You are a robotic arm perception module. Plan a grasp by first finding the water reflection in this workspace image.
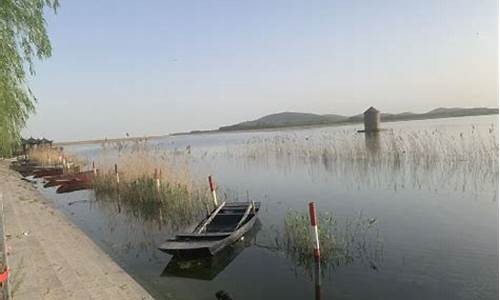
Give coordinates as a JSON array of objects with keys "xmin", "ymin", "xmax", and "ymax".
[
  {"xmin": 314, "ymin": 261, "xmax": 322, "ymax": 300},
  {"xmin": 162, "ymin": 221, "xmax": 261, "ymax": 280}
]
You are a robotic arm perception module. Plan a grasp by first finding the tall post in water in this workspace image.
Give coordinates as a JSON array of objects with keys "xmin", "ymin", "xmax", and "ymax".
[
  {"xmin": 92, "ymin": 161, "xmax": 97, "ymax": 176},
  {"xmin": 314, "ymin": 259, "xmax": 322, "ymax": 300},
  {"xmin": 308, "ymin": 202, "xmax": 323, "ymax": 299},
  {"xmin": 114, "ymin": 163, "xmax": 120, "ymax": 184},
  {"xmin": 154, "ymin": 168, "xmax": 161, "ymax": 193},
  {"xmin": 308, "ymin": 202, "xmax": 321, "ymax": 262},
  {"xmin": 208, "ymin": 175, "xmax": 218, "ymax": 206}
]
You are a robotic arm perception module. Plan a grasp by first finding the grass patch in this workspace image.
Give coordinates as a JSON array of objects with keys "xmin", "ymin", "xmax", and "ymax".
[{"xmin": 275, "ymin": 210, "xmax": 383, "ymax": 276}]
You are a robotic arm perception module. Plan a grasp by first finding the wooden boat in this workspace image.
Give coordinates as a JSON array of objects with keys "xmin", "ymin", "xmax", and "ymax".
[
  {"xmin": 9, "ymin": 160, "xmax": 38, "ymax": 176},
  {"xmin": 44, "ymin": 171, "xmax": 93, "ymax": 188},
  {"xmin": 33, "ymin": 168, "xmax": 63, "ymax": 178},
  {"xmin": 56, "ymin": 178, "xmax": 92, "ymax": 193},
  {"xmin": 161, "ymin": 220, "xmax": 261, "ymax": 280},
  {"xmin": 44, "ymin": 178, "xmax": 72, "ymax": 188},
  {"xmin": 159, "ymin": 201, "xmax": 260, "ymax": 256},
  {"xmin": 45, "ymin": 170, "xmax": 93, "ymax": 182}
]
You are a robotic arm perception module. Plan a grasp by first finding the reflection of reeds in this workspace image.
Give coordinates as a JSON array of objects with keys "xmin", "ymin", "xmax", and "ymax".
[{"xmin": 275, "ymin": 210, "xmax": 383, "ymax": 277}]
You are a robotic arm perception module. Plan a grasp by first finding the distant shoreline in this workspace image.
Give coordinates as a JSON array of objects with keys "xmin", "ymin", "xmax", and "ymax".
[
  {"xmin": 55, "ymin": 135, "xmax": 168, "ymax": 146},
  {"xmin": 216, "ymin": 107, "xmax": 499, "ymax": 133},
  {"xmin": 176, "ymin": 111, "xmax": 499, "ymax": 136},
  {"xmin": 55, "ymin": 111, "xmax": 498, "ymax": 146}
]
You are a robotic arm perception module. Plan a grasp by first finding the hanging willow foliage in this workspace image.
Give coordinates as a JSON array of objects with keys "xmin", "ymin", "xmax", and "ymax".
[{"xmin": 0, "ymin": 0, "xmax": 59, "ymax": 156}]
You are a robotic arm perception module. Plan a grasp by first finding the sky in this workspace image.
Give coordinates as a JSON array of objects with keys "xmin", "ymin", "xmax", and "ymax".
[{"xmin": 23, "ymin": 0, "xmax": 498, "ymax": 142}]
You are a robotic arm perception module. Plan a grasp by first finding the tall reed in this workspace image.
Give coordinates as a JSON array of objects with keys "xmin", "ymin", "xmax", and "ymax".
[
  {"xmin": 92, "ymin": 144, "xmax": 214, "ymax": 230},
  {"xmin": 27, "ymin": 146, "xmax": 81, "ymax": 170}
]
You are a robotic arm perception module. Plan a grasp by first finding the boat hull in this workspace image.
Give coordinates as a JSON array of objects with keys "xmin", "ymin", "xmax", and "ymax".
[
  {"xmin": 159, "ymin": 202, "xmax": 260, "ymax": 257},
  {"xmin": 56, "ymin": 179, "xmax": 92, "ymax": 193}
]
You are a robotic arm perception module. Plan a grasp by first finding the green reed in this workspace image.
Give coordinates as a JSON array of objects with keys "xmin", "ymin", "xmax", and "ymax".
[
  {"xmin": 92, "ymin": 171, "xmax": 213, "ymax": 231},
  {"xmin": 275, "ymin": 210, "xmax": 383, "ymax": 276}
]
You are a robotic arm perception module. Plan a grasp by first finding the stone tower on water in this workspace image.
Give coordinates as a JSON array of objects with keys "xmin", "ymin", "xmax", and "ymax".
[{"xmin": 363, "ymin": 106, "xmax": 380, "ymax": 132}]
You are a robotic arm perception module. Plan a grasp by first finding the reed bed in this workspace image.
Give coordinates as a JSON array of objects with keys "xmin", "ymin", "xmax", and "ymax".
[
  {"xmin": 215, "ymin": 125, "xmax": 498, "ymax": 194},
  {"xmin": 91, "ymin": 143, "xmax": 214, "ymax": 230},
  {"xmin": 275, "ymin": 210, "xmax": 383, "ymax": 276},
  {"xmin": 27, "ymin": 146, "xmax": 62, "ymax": 166},
  {"xmin": 239, "ymin": 125, "xmax": 498, "ymax": 166},
  {"xmin": 27, "ymin": 146, "xmax": 82, "ymax": 170}
]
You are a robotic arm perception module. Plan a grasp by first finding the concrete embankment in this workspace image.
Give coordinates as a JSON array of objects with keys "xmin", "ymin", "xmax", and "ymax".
[{"xmin": 0, "ymin": 160, "xmax": 155, "ymax": 300}]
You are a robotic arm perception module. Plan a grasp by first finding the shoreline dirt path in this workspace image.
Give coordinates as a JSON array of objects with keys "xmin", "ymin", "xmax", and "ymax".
[{"xmin": 0, "ymin": 161, "xmax": 155, "ymax": 300}]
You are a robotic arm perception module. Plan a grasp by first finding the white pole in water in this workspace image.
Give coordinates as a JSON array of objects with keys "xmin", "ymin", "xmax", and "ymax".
[
  {"xmin": 309, "ymin": 202, "xmax": 321, "ymax": 262},
  {"xmin": 114, "ymin": 163, "xmax": 120, "ymax": 184},
  {"xmin": 208, "ymin": 175, "xmax": 218, "ymax": 206},
  {"xmin": 92, "ymin": 161, "xmax": 97, "ymax": 176},
  {"xmin": 155, "ymin": 168, "xmax": 161, "ymax": 193}
]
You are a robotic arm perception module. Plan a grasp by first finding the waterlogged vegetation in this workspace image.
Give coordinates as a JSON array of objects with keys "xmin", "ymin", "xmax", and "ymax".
[
  {"xmin": 210, "ymin": 124, "xmax": 499, "ymax": 194},
  {"xmin": 239, "ymin": 125, "xmax": 498, "ymax": 166},
  {"xmin": 90, "ymin": 144, "xmax": 215, "ymax": 230},
  {"xmin": 275, "ymin": 210, "xmax": 383, "ymax": 277}
]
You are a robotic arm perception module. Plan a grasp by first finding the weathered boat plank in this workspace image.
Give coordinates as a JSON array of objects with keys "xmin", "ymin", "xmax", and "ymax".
[{"xmin": 158, "ymin": 201, "xmax": 261, "ymax": 256}]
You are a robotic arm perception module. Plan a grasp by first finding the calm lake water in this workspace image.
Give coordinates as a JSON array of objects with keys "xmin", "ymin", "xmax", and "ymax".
[{"xmin": 38, "ymin": 115, "xmax": 498, "ymax": 300}]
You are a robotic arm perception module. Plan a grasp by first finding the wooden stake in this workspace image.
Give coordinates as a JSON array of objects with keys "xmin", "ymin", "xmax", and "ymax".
[
  {"xmin": 114, "ymin": 163, "xmax": 120, "ymax": 184},
  {"xmin": 314, "ymin": 259, "xmax": 322, "ymax": 300},
  {"xmin": 309, "ymin": 202, "xmax": 321, "ymax": 262},
  {"xmin": 155, "ymin": 168, "xmax": 161, "ymax": 193},
  {"xmin": 208, "ymin": 175, "xmax": 218, "ymax": 206}
]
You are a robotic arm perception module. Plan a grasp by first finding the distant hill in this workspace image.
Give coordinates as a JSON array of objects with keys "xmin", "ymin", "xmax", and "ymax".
[
  {"xmin": 218, "ymin": 107, "xmax": 498, "ymax": 132},
  {"xmin": 219, "ymin": 112, "xmax": 347, "ymax": 131}
]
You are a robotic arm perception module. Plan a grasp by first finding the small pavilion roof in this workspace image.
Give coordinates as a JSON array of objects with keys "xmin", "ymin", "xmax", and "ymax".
[{"xmin": 364, "ymin": 106, "xmax": 380, "ymax": 114}]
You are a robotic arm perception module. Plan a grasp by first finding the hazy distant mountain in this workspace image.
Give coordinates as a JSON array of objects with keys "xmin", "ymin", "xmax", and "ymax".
[
  {"xmin": 219, "ymin": 112, "xmax": 348, "ymax": 131},
  {"xmin": 218, "ymin": 107, "xmax": 498, "ymax": 132}
]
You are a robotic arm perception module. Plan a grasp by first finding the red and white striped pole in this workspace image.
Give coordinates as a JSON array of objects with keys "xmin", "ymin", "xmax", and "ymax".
[
  {"xmin": 208, "ymin": 175, "xmax": 218, "ymax": 206},
  {"xmin": 309, "ymin": 202, "xmax": 321, "ymax": 262}
]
